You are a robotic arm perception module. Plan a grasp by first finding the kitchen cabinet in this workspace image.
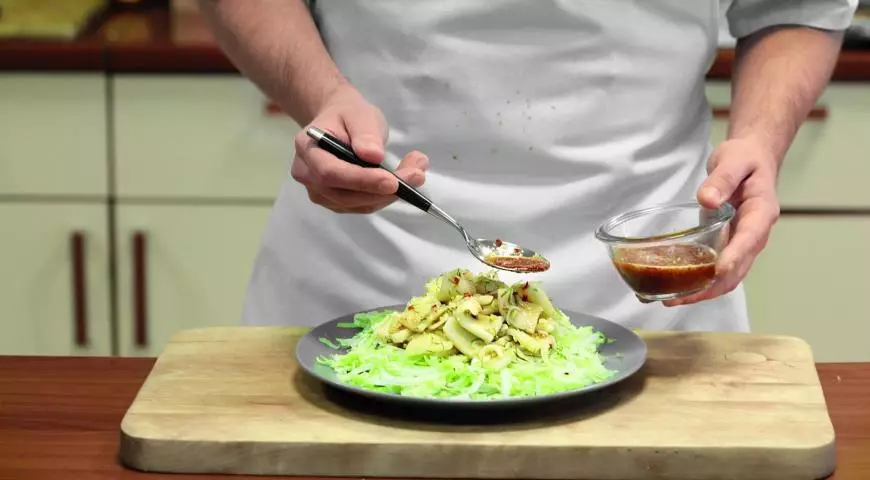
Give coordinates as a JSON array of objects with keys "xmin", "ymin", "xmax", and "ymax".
[
  {"xmin": 0, "ymin": 203, "xmax": 112, "ymax": 356},
  {"xmin": 0, "ymin": 73, "xmax": 289, "ymax": 357},
  {"xmin": 3, "ymin": 72, "xmax": 867, "ymax": 361},
  {"xmin": 0, "ymin": 74, "xmax": 107, "ymax": 196},
  {"xmin": 114, "ymin": 204, "xmax": 272, "ymax": 357},
  {"xmin": 113, "ymin": 75, "xmax": 298, "ymax": 200},
  {"xmin": 706, "ymin": 81, "xmax": 870, "ymax": 208},
  {"xmin": 111, "ymin": 74, "xmax": 294, "ymax": 356},
  {"xmin": 743, "ymin": 216, "xmax": 870, "ymax": 362},
  {"xmin": 707, "ymin": 80, "xmax": 870, "ymax": 361}
]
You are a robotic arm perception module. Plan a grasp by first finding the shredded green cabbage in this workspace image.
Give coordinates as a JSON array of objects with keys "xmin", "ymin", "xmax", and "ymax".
[{"xmin": 316, "ymin": 308, "xmax": 616, "ymax": 400}]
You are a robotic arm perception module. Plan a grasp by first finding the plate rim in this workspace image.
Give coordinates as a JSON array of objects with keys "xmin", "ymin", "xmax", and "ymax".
[{"xmin": 295, "ymin": 304, "xmax": 648, "ymax": 407}]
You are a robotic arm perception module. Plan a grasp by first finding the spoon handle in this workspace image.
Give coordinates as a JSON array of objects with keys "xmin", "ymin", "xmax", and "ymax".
[{"xmin": 305, "ymin": 127, "xmax": 433, "ymax": 212}]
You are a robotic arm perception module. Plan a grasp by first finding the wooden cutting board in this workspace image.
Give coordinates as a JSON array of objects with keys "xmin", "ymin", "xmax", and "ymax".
[{"xmin": 119, "ymin": 327, "xmax": 836, "ymax": 480}]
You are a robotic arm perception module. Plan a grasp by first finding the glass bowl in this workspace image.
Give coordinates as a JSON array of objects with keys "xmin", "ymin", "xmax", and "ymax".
[{"xmin": 594, "ymin": 201, "xmax": 735, "ymax": 301}]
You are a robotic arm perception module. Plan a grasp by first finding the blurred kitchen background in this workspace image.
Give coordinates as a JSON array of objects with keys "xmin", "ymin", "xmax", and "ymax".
[{"xmin": 1, "ymin": 0, "xmax": 868, "ymax": 361}]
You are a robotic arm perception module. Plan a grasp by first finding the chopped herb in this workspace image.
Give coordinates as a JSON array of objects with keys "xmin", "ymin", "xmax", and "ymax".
[{"xmin": 319, "ymin": 337, "xmax": 342, "ymax": 349}]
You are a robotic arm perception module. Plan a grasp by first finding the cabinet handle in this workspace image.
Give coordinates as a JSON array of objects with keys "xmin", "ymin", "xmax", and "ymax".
[
  {"xmin": 264, "ymin": 99, "xmax": 285, "ymax": 116},
  {"xmin": 132, "ymin": 231, "xmax": 149, "ymax": 348},
  {"xmin": 70, "ymin": 232, "xmax": 88, "ymax": 347},
  {"xmin": 712, "ymin": 106, "xmax": 829, "ymax": 120}
]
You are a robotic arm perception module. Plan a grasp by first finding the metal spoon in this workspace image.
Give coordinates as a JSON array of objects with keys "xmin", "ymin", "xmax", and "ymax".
[{"xmin": 305, "ymin": 126, "xmax": 550, "ymax": 273}]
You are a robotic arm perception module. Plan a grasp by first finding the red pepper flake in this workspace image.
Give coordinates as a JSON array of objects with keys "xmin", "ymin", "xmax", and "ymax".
[
  {"xmin": 522, "ymin": 294, "xmax": 529, "ymax": 302},
  {"xmin": 495, "ymin": 239, "xmax": 503, "ymax": 247},
  {"xmin": 451, "ymin": 276, "xmax": 459, "ymax": 285},
  {"xmin": 464, "ymin": 292, "xmax": 472, "ymax": 298},
  {"xmin": 407, "ymin": 305, "xmax": 415, "ymax": 311},
  {"xmin": 514, "ymin": 247, "xmax": 522, "ymax": 254},
  {"xmin": 523, "ymin": 281, "xmax": 529, "ymax": 289}
]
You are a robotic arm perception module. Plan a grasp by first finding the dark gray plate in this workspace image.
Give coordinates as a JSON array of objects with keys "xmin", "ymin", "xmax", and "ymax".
[{"xmin": 295, "ymin": 305, "xmax": 647, "ymax": 408}]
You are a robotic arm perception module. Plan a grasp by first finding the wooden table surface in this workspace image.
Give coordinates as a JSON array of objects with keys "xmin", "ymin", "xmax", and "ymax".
[{"xmin": 0, "ymin": 356, "xmax": 868, "ymax": 480}]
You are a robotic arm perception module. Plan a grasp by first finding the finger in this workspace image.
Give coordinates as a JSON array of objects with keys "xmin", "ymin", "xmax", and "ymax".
[
  {"xmin": 295, "ymin": 127, "xmax": 396, "ymax": 195},
  {"xmin": 289, "ymin": 151, "xmax": 312, "ymax": 184},
  {"xmin": 397, "ymin": 151, "xmax": 430, "ymax": 172},
  {"xmin": 305, "ymin": 147, "xmax": 397, "ymax": 194},
  {"xmin": 715, "ymin": 197, "xmax": 778, "ymax": 274},
  {"xmin": 311, "ymin": 164, "xmax": 425, "ymax": 207},
  {"xmin": 665, "ymin": 200, "xmax": 776, "ymax": 307},
  {"xmin": 307, "ymin": 189, "xmax": 350, "ymax": 213},
  {"xmin": 296, "ymin": 146, "xmax": 428, "ymax": 212},
  {"xmin": 313, "ymin": 185, "xmax": 396, "ymax": 209},
  {"xmin": 315, "ymin": 149, "xmax": 427, "ymax": 195},
  {"xmin": 664, "ymin": 246, "xmax": 757, "ymax": 308},
  {"xmin": 664, "ymin": 259, "xmax": 749, "ymax": 307},
  {"xmin": 697, "ymin": 156, "xmax": 755, "ymax": 209},
  {"xmin": 329, "ymin": 166, "xmax": 426, "ymax": 213},
  {"xmin": 394, "ymin": 166, "xmax": 426, "ymax": 188},
  {"xmin": 343, "ymin": 106, "xmax": 387, "ymax": 164},
  {"xmin": 664, "ymin": 279, "xmax": 726, "ymax": 306},
  {"xmin": 664, "ymin": 288, "xmax": 715, "ymax": 307},
  {"xmin": 308, "ymin": 187, "xmax": 394, "ymax": 214},
  {"xmin": 312, "ymin": 188, "xmax": 396, "ymax": 214}
]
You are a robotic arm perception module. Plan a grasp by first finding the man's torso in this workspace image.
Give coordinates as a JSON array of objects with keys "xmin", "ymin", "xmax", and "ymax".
[{"xmin": 242, "ymin": 0, "xmax": 749, "ymax": 331}]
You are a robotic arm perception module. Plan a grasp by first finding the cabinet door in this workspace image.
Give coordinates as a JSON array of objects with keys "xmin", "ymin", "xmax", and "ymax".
[
  {"xmin": 0, "ymin": 203, "xmax": 111, "ymax": 355},
  {"xmin": 0, "ymin": 74, "xmax": 107, "ymax": 196},
  {"xmin": 743, "ymin": 217, "xmax": 870, "ymax": 362},
  {"xmin": 115, "ymin": 204, "xmax": 272, "ymax": 356},
  {"xmin": 113, "ymin": 75, "xmax": 299, "ymax": 200},
  {"xmin": 706, "ymin": 82, "xmax": 870, "ymax": 208}
]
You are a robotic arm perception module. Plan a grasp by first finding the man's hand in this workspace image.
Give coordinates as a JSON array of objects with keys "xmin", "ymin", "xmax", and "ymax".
[
  {"xmin": 663, "ymin": 139, "xmax": 780, "ymax": 307},
  {"xmin": 659, "ymin": 23, "xmax": 847, "ymax": 307},
  {"xmin": 291, "ymin": 84, "xmax": 428, "ymax": 213}
]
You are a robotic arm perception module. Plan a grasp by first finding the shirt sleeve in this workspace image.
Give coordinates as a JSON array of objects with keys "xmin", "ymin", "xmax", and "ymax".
[{"xmin": 725, "ymin": 0, "xmax": 858, "ymax": 39}]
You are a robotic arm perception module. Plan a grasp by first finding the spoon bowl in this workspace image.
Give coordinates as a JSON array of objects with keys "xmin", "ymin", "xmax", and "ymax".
[
  {"xmin": 470, "ymin": 238, "xmax": 551, "ymax": 273},
  {"xmin": 306, "ymin": 126, "xmax": 550, "ymax": 274},
  {"xmin": 422, "ymin": 200, "xmax": 550, "ymax": 273}
]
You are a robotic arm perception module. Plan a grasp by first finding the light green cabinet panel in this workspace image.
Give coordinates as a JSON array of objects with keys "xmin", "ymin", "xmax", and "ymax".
[
  {"xmin": 744, "ymin": 217, "xmax": 870, "ymax": 362},
  {"xmin": 706, "ymin": 82, "xmax": 870, "ymax": 208},
  {"xmin": 0, "ymin": 74, "xmax": 107, "ymax": 196},
  {"xmin": 0, "ymin": 203, "xmax": 112, "ymax": 355},
  {"xmin": 113, "ymin": 75, "xmax": 299, "ymax": 199},
  {"xmin": 115, "ymin": 204, "xmax": 272, "ymax": 356}
]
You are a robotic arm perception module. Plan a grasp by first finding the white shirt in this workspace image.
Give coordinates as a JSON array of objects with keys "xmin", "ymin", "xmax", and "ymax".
[{"xmin": 241, "ymin": 0, "xmax": 857, "ymax": 330}]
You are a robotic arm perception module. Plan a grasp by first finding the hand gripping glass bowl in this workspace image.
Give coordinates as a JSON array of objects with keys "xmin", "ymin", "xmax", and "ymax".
[{"xmin": 594, "ymin": 201, "xmax": 736, "ymax": 302}]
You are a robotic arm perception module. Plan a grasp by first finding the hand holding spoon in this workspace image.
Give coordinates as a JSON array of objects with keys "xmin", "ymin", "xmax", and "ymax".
[{"xmin": 305, "ymin": 126, "xmax": 550, "ymax": 273}]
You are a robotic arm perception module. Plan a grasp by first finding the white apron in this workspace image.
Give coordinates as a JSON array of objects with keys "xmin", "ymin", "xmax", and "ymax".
[{"xmin": 244, "ymin": 0, "xmax": 780, "ymax": 331}]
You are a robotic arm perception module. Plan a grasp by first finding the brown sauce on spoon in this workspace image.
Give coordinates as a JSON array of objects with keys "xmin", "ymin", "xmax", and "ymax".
[
  {"xmin": 486, "ymin": 254, "xmax": 551, "ymax": 273},
  {"xmin": 486, "ymin": 239, "xmax": 550, "ymax": 272}
]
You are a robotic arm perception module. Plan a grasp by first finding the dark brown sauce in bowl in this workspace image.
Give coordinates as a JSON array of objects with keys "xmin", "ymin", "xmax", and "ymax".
[
  {"xmin": 486, "ymin": 254, "xmax": 551, "ymax": 273},
  {"xmin": 612, "ymin": 243, "xmax": 717, "ymax": 297}
]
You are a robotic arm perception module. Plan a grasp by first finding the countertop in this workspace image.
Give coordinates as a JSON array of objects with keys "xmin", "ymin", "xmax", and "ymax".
[
  {"xmin": 1, "ymin": 7, "xmax": 870, "ymax": 80},
  {"xmin": 0, "ymin": 356, "xmax": 868, "ymax": 480}
]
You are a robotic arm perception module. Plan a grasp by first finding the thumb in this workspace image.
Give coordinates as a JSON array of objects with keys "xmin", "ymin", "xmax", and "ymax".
[
  {"xmin": 698, "ymin": 156, "xmax": 754, "ymax": 208},
  {"xmin": 344, "ymin": 105, "xmax": 387, "ymax": 164}
]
